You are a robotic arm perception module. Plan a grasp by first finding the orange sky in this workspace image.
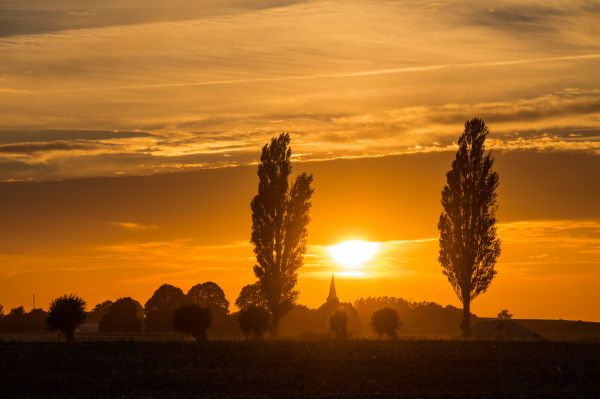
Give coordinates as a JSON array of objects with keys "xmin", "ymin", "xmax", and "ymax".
[{"xmin": 0, "ymin": 0, "xmax": 599, "ymax": 320}]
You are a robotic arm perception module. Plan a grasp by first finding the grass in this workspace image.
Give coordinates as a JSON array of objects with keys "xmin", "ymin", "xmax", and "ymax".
[{"xmin": 0, "ymin": 340, "xmax": 598, "ymax": 398}]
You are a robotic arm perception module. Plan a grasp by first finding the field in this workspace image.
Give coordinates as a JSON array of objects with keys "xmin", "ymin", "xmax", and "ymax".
[{"xmin": 1, "ymin": 340, "xmax": 599, "ymax": 398}]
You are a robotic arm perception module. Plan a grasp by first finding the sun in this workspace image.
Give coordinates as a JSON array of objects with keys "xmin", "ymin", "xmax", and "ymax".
[{"xmin": 328, "ymin": 240, "xmax": 380, "ymax": 269}]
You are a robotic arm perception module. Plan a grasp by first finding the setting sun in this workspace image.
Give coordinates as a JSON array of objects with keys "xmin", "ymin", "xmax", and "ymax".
[{"xmin": 328, "ymin": 240, "xmax": 380, "ymax": 268}]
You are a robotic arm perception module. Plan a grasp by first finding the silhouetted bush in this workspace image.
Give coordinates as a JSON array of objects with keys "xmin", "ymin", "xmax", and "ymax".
[
  {"xmin": 238, "ymin": 305, "xmax": 270, "ymax": 340},
  {"xmin": 172, "ymin": 304, "xmax": 212, "ymax": 342},
  {"xmin": 144, "ymin": 284, "xmax": 187, "ymax": 332},
  {"xmin": 47, "ymin": 294, "xmax": 87, "ymax": 342},
  {"xmin": 371, "ymin": 307, "xmax": 400, "ymax": 339},
  {"xmin": 329, "ymin": 311, "xmax": 348, "ymax": 339},
  {"xmin": 99, "ymin": 297, "xmax": 144, "ymax": 332},
  {"xmin": 188, "ymin": 282, "xmax": 230, "ymax": 316},
  {"xmin": 497, "ymin": 309, "xmax": 513, "ymax": 320}
]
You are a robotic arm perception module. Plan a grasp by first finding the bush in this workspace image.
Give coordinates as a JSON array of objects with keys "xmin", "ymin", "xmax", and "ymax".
[
  {"xmin": 371, "ymin": 307, "xmax": 400, "ymax": 339},
  {"xmin": 172, "ymin": 304, "xmax": 212, "ymax": 341},
  {"xmin": 329, "ymin": 311, "xmax": 348, "ymax": 340},
  {"xmin": 497, "ymin": 309, "xmax": 513, "ymax": 320},
  {"xmin": 47, "ymin": 294, "xmax": 87, "ymax": 342},
  {"xmin": 238, "ymin": 306, "xmax": 270, "ymax": 340}
]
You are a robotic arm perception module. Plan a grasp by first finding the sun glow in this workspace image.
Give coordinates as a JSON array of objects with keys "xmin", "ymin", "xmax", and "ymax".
[{"xmin": 328, "ymin": 240, "xmax": 380, "ymax": 269}]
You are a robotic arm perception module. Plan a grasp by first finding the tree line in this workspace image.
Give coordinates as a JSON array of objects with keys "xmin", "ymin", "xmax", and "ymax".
[{"xmin": 1, "ymin": 118, "xmax": 501, "ymax": 341}]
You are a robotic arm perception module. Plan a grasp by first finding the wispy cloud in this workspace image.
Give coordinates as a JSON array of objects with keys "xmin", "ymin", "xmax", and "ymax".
[{"xmin": 110, "ymin": 222, "xmax": 158, "ymax": 231}]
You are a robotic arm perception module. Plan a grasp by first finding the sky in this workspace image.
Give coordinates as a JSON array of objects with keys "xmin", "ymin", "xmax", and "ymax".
[{"xmin": 0, "ymin": 0, "xmax": 599, "ymax": 320}]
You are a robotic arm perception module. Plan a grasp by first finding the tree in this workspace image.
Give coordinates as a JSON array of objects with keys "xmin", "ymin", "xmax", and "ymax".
[
  {"xmin": 497, "ymin": 309, "xmax": 513, "ymax": 320},
  {"xmin": 144, "ymin": 284, "xmax": 187, "ymax": 332},
  {"xmin": 438, "ymin": 118, "xmax": 501, "ymax": 339},
  {"xmin": 235, "ymin": 282, "xmax": 268, "ymax": 311},
  {"xmin": 0, "ymin": 304, "xmax": 3, "ymax": 317},
  {"xmin": 238, "ymin": 305, "xmax": 270, "ymax": 340},
  {"xmin": 371, "ymin": 307, "xmax": 400, "ymax": 339},
  {"xmin": 172, "ymin": 304, "xmax": 212, "ymax": 342},
  {"xmin": 87, "ymin": 300, "xmax": 113, "ymax": 323},
  {"xmin": 99, "ymin": 297, "xmax": 144, "ymax": 332},
  {"xmin": 329, "ymin": 311, "xmax": 348, "ymax": 340},
  {"xmin": 47, "ymin": 294, "xmax": 87, "ymax": 342},
  {"xmin": 250, "ymin": 133, "xmax": 314, "ymax": 337},
  {"xmin": 187, "ymin": 282, "xmax": 230, "ymax": 316}
]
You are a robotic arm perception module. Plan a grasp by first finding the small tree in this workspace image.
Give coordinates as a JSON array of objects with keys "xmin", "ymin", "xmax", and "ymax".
[
  {"xmin": 371, "ymin": 307, "xmax": 400, "ymax": 339},
  {"xmin": 187, "ymin": 282, "xmax": 230, "ymax": 316},
  {"xmin": 47, "ymin": 294, "xmax": 87, "ymax": 343},
  {"xmin": 172, "ymin": 304, "xmax": 212, "ymax": 342},
  {"xmin": 99, "ymin": 297, "xmax": 144, "ymax": 332},
  {"xmin": 497, "ymin": 309, "xmax": 513, "ymax": 320},
  {"xmin": 250, "ymin": 133, "xmax": 314, "ymax": 338},
  {"xmin": 144, "ymin": 284, "xmax": 187, "ymax": 331},
  {"xmin": 438, "ymin": 118, "xmax": 501, "ymax": 339},
  {"xmin": 329, "ymin": 311, "xmax": 348, "ymax": 340},
  {"xmin": 235, "ymin": 282, "xmax": 268, "ymax": 311},
  {"xmin": 238, "ymin": 305, "xmax": 270, "ymax": 340}
]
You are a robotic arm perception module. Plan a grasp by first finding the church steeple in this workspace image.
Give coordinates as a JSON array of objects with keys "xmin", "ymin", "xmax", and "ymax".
[{"xmin": 327, "ymin": 274, "xmax": 339, "ymax": 304}]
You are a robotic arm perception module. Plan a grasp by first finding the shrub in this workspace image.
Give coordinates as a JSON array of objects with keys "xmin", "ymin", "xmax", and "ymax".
[
  {"xmin": 371, "ymin": 307, "xmax": 400, "ymax": 339},
  {"xmin": 329, "ymin": 310, "xmax": 348, "ymax": 340},
  {"xmin": 238, "ymin": 305, "xmax": 270, "ymax": 340},
  {"xmin": 497, "ymin": 309, "xmax": 513, "ymax": 320},
  {"xmin": 172, "ymin": 304, "xmax": 212, "ymax": 342}
]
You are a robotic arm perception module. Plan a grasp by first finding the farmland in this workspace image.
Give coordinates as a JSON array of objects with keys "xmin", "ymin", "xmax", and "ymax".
[{"xmin": 1, "ymin": 340, "xmax": 598, "ymax": 398}]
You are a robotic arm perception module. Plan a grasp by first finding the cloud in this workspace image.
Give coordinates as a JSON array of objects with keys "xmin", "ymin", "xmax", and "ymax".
[
  {"xmin": 0, "ymin": 0, "xmax": 599, "ymax": 180},
  {"xmin": 110, "ymin": 222, "xmax": 158, "ymax": 231},
  {"xmin": 0, "ymin": 0, "xmax": 306, "ymax": 37}
]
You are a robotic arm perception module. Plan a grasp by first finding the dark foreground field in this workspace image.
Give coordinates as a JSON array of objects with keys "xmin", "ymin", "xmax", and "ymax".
[{"xmin": 1, "ymin": 341, "xmax": 599, "ymax": 398}]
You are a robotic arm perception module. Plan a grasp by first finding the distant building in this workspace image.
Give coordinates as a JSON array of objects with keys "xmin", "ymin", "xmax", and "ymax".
[{"xmin": 327, "ymin": 274, "xmax": 339, "ymax": 305}]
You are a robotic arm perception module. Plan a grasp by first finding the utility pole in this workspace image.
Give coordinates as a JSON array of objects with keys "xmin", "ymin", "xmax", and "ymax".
[{"xmin": 32, "ymin": 293, "xmax": 36, "ymax": 310}]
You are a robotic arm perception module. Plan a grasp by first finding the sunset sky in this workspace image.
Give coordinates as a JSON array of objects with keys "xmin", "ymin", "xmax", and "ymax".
[{"xmin": 0, "ymin": 0, "xmax": 599, "ymax": 321}]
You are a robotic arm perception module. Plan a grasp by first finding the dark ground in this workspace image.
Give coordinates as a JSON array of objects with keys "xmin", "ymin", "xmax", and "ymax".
[{"xmin": 0, "ymin": 340, "xmax": 599, "ymax": 398}]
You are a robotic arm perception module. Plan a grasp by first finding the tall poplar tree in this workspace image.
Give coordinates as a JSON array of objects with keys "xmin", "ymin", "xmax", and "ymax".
[
  {"xmin": 438, "ymin": 118, "xmax": 501, "ymax": 338},
  {"xmin": 251, "ymin": 133, "xmax": 314, "ymax": 337}
]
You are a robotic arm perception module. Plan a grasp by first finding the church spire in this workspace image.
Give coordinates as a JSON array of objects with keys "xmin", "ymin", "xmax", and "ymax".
[{"xmin": 327, "ymin": 274, "xmax": 339, "ymax": 304}]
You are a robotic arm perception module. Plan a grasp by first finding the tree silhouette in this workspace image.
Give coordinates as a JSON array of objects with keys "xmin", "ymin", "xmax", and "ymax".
[
  {"xmin": 172, "ymin": 304, "xmax": 212, "ymax": 342},
  {"xmin": 497, "ymin": 309, "xmax": 513, "ymax": 320},
  {"xmin": 329, "ymin": 310, "xmax": 348, "ymax": 340},
  {"xmin": 250, "ymin": 133, "xmax": 314, "ymax": 338},
  {"xmin": 87, "ymin": 300, "xmax": 113, "ymax": 323},
  {"xmin": 235, "ymin": 282, "xmax": 268, "ymax": 311},
  {"xmin": 99, "ymin": 297, "xmax": 144, "ymax": 332},
  {"xmin": 47, "ymin": 294, "xmax": 87, "ymax": 343},
  {"xmin": 371, "ymin": 307, "xmax": 400, "ymax": 339},
  {"xmin": 187, "ymin": 282, "xmax": 230, "ymax": 316},
  {"xmin": 438, "ymin": 118, "xmax": 501, "ymax": 339},
  {"xmin": 144, "ymin": 284, "xmax": 187, "ymax": 332},
  {"xmin": 238, "ymin": 305, "xmax": 270, "ymax": 340}
]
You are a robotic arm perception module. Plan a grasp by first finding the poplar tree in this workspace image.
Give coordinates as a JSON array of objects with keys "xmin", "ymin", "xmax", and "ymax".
[
  {"xmin": 251, "ymin": 133, "xmax": 314, "ymax": 338},
  {"xmin": 438, "ymin": 118, "xmax": 501, "ymax": 338}
]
